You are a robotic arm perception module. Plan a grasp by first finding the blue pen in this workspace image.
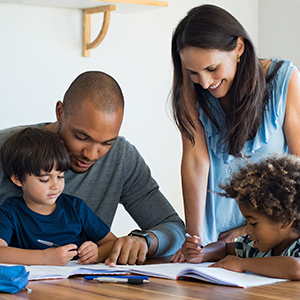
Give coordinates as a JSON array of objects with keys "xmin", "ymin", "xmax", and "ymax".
[{"xmin": 84, "ymin": 275, "xmax": 150, "ymax": 284}]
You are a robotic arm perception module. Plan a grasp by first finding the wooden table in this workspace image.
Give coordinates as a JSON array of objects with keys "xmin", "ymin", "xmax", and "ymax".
[{"xmin": 1, "ymin": 258, "xmax": 300, "ymax": 300}]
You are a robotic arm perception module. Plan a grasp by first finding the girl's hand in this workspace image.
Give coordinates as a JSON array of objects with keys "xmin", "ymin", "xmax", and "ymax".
[
  {"xmin": 43, "ymin": 244, "xmax": 78, "ymax": 266},
  {"xmin": 210, "ymin": 255, "xmax": 244, "ymax": 272},
  {"xmin": 77, "ymin": 241, "xmax": 99, "ymax": 264}
]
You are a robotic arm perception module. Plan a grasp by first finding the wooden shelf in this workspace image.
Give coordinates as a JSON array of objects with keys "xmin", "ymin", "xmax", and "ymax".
[{"xmin": 1, "ymin": 0, "xmax": 168, "ymax": 56}]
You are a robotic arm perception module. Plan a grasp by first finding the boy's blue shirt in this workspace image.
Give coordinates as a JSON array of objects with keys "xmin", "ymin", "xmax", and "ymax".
[{"xmin": 0, "ymin": 193, "xmax": 110, "ymax": 249}]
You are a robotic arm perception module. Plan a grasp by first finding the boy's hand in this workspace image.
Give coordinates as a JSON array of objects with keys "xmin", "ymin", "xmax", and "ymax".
[
  {"xmin": 210, "ymin": 255, "xmax": 244, "ymax": 272},
  {"xmin": 77, "ymin": 241, "xmax": 99, "ymax": 264},
  {"xmin": 43, "ymin": 244, "xmax": 78, "ymax": 266}
]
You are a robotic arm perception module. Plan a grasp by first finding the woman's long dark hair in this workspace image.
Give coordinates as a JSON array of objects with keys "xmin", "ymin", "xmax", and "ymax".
[{"xmin": 171, "ymin": 4, "xmax": 280, "ymax": 157}]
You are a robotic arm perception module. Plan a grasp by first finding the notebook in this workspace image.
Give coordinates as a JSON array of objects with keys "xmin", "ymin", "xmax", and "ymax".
[
  {"xmin": 128, "ymin": 262, "xmax": 288, "ymax": 288},
  {"xmin": 24, "ymin": 261, "xmax": 129, "ymax": 280},
  {"xmin": 3, "ymin": 261, "xmax": 288, "ymax": 288}
]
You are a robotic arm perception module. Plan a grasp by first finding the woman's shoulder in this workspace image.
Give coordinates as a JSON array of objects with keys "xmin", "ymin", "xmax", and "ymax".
[
  {"xmin": 260, "ymin": 59, "xmax": 272, "ymax": 77},
  {"xmin": 260, "ymin": 59, "xmax": 294, "ymax": 78}
]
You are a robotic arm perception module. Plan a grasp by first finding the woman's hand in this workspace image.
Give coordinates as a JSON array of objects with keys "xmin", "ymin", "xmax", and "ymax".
[{"xmin": 171, "ymin": 235, "xmax": 204, "ymax": 263}]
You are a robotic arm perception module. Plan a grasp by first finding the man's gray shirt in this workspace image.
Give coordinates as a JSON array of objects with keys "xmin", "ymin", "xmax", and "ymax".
[{"xmin": 0, "ymin": 124, "xmax": 185, "ymax": 257}]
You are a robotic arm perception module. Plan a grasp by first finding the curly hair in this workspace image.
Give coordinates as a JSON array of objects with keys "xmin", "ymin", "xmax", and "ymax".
[{"xmin": 219, "ymin": 154, "xmax": 300, "ymax": 232}]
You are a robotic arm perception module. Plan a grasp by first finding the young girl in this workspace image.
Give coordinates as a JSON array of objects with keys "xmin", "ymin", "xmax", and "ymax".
[
  {"xmin": 170, "ymin": 4, "xmax": 300, "ymax": 263},
  {"xmin": 0, "ymin": 127, "xmax": 116, "ymax": 266},
  {"xmin": 183, "ymin": 154, "xmax": 300, "ymax": 279}
]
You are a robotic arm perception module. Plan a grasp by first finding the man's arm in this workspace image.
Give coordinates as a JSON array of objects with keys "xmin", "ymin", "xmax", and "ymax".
[{"xmin": 106, "ymin": 139, "xmax": 185, "ymax": 265}]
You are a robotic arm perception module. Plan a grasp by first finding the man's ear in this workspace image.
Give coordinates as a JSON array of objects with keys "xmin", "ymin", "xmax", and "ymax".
[
  {"xmin": 55, "ymin": 100, "xmax": 64, "ymax": 124},
  {"xmin": 10, "ymin": 175, "xmax": 22, "ymax": 187}
]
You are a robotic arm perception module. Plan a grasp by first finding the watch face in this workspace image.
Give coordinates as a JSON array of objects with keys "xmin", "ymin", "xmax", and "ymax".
[{"xmin": 131, "ymin": 230, "xmax": 149, "ymax": 237}]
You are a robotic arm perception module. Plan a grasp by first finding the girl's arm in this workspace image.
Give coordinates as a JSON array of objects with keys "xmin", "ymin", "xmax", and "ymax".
[
  {"xmin": 284, "ymin": 68, "xmax": 300, "ymax": 155},
  {"xmin": 0, "ymin": 238, "xmax": 78, "ymax": 265},
  {"xmin": 212, "ymin": 255, "xmax": 300, "ymax": 280}
]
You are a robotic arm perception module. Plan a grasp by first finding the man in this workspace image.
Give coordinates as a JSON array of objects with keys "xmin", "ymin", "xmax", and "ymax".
[{"xmin": 0, "ymin": 71, "xmax": 185, "ymax": 265}]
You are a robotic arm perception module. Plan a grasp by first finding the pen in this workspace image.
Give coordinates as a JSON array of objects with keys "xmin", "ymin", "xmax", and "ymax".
[
  {"xmin": 37, "ymin": 239, "xmax": 61, "ymax": 247},
  {"xmin": 84, "ymin": 275, "xmax": 150, "ymax": 284},
  {"xmin": 185, "ymin": 233, "xmax": 204, "ymax": 249}
]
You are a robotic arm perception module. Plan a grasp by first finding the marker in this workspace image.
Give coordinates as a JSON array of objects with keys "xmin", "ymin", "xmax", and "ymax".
[
  {"xmin": 84, "ymin": 275, "xmax": 150, "ymax": 284},
  {"xmin": 37, "ymin": 239, "xmax": 61, "ymax": 247},
  {"xmin": 185, "ymin": 233, "xmax": 204, "ymax": 249}
]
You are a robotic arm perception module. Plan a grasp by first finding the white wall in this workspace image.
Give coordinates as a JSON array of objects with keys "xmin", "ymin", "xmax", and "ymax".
[
  {"xmin": 258, "ymin": 0, "xmax": 300, "ymax": 69},
  {"xmin": 0, "ymin": 0, "xmax": 258, "ymax": 236}
]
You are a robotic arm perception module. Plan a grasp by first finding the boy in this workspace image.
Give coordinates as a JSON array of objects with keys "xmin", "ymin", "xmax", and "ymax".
[{"xmin": 0, "ymin": 127, "xmax": 116, "ymax": 266}]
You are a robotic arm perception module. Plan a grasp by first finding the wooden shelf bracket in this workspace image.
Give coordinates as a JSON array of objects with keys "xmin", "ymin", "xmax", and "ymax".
[{"xmin": 82, "ymin": 5, "xmax": 116, "ymax": 57}]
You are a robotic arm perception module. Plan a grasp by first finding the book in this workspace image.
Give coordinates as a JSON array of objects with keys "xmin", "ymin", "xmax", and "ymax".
[
  {"xmin": 2, "ymin": 261, "xmax": 288, "ymax": 287},
  {"xmin": 24, "ymin": 261, "xmax": 129, "ymax": 280},
  {"xmin": 128, "ymin": 263, "xmax": 288, "ymax": 288}
]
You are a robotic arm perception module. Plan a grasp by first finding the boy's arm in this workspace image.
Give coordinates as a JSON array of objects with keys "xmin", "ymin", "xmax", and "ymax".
[
  {"xmin": 211, "ymin": 255, "xmax": 300, "ymax": 280},
  {"xmin": 96, "ymin": 232, "xmax": 117, "ymax": 263},
  {"xmin": 174, "ymin": 239, "xmax": 236, "ymax": 264},
  {"xmin": 202, "ymin": 241, "xmax": 236, "ymax": 262},
  {"xmin": 77, "ymin": 232, "xmax": 117, "ymax": 265},
  {"xmin": 0, "ymin": 238, "xmax": 78, "ymax": 265}
]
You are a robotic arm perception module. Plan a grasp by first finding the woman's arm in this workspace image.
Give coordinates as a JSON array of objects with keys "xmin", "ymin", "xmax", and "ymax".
[
  {"xmin": 181, "ymin": 125, "xmax": 210, "ymax": 239},
  {"xmin": 284, "ymin": 68, "xmax": 300, "ymax": 155},
  {"xmin": 180, "ymin": 87, "xmax": 210, "ymax": 239},
  {"xmin": 211, "ymin": 255, "xmax": 300, "ymax": 280}
]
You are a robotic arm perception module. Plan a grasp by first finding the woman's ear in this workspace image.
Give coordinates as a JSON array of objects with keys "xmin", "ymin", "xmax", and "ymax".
[
  {"xmin": 236, "ymin": 37, "xmax": 245, "ymax": 58},
  {"xmin": 10, "ymin": 175, "xmax": 22, "ymax": 187}
]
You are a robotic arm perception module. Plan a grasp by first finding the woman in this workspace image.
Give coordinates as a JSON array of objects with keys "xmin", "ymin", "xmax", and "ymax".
[{"xmin": 170, "ymin": 4, "xmax": 300, "ymax": 262}]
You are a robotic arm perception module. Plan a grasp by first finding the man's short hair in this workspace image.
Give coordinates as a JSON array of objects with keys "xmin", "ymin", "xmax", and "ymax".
[
  {"xmin": 1, "ymin": 127, "xmax": 70, "ymax": 183},
  {"xmin": 63, "ymin": 71, "xmax": 124, "ymax": 115}
]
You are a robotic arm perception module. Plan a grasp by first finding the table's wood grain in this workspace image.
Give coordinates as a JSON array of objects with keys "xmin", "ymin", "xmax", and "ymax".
[
  {"xmin": 1, "ymin": 276, "xmax": 300, "ymax": 300},
  {"xmin": 1, "ymin": 257, "xmax": 300, "ymax": 300}
]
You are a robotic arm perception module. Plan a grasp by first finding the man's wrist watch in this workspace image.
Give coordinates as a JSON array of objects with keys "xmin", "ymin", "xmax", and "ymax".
[{"xmin": 128, "ymin": 229, "xmax": 151, "ymax": 248}]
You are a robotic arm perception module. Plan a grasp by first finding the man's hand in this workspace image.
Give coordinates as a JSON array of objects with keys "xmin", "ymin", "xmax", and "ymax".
[
  {"xmin": 78, "ymin": 241, "xmax": 99, "ymax": 264},
  {"xmin": 105, "ymin": 236, "xmax": 149, "ymax": 266},
  {"xmin": 218, "ymin": 226, "xmax": 246, "ymax": 243}
]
